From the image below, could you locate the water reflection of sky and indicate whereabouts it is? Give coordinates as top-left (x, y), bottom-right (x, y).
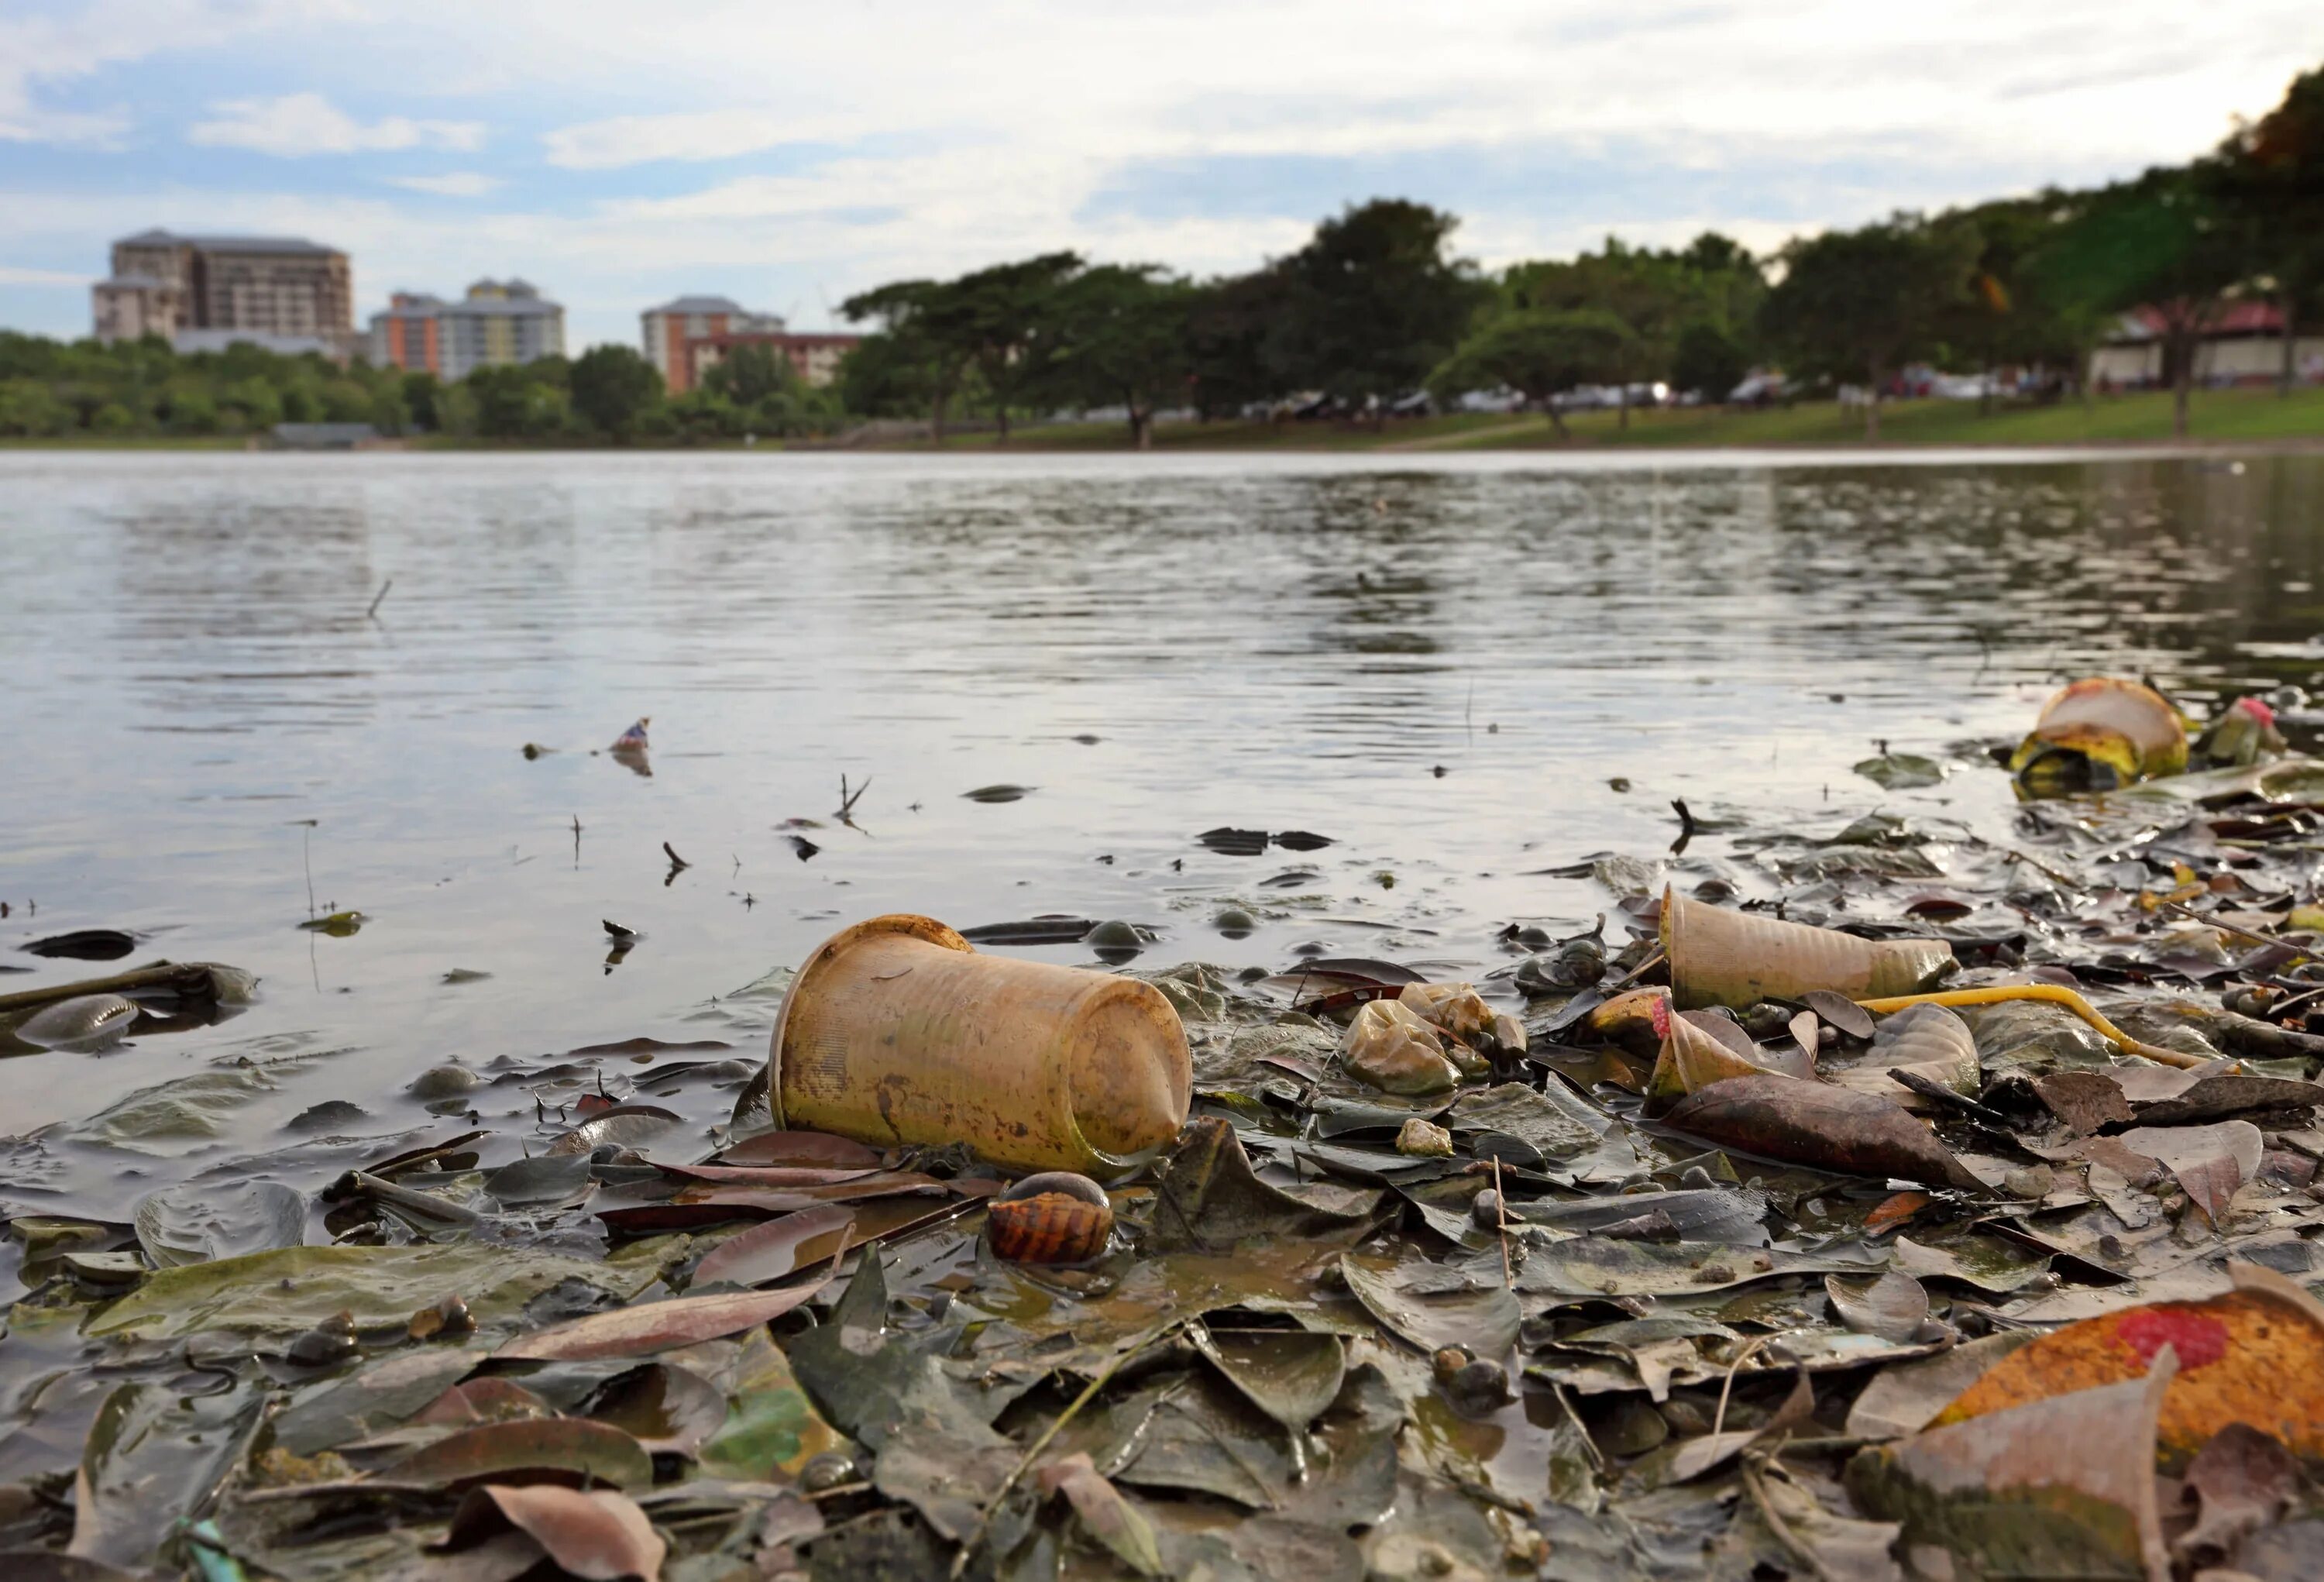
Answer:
top-left (2, 450), bottom-right (2321, 1146)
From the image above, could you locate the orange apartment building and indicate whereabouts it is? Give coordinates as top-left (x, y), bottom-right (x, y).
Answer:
top-left (642, 295), bottom-right (861, 391)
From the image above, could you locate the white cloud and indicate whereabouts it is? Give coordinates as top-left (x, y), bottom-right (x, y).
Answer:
top-left (387, 171), bottom-right (503, 197)
top-left (190, 93), bottom-right (486, 157)
top-left (0, 265), bottom-right (89, 286)
top-left (543, 108), bottom-right (877, 170)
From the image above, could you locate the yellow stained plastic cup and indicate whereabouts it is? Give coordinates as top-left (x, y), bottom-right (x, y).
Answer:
top-left (1662, 886), bottom-right (1953, 1010)
top-left (767, 914), bottom-right (1191, 1178)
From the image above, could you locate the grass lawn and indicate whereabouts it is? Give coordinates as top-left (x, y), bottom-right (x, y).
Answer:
top-left (888, 386), bottom-right (2324, 453)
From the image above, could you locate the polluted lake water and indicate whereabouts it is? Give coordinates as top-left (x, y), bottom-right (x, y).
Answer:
top-left (8, 449), bottom-right (2324, 1577)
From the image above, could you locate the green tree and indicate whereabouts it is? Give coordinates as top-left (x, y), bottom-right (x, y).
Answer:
top-left (0, 378), bottom-right (74, 435)
top-left (834, 331), bottom-right (944, 420)
top-left (401, 371), bottom-right (442, 432)
top-left (701, 343), bottom-right (794, 406)
top-left (1269, 199), bottom-right (1487, 423)
top-left (569, 343), bottom-right (663, 439)
top-left (2217, 66), bottom-right (2324, 394)
top-left (1427, 307), bottom-right (1635, 438)
top-left (1047, 264), bottom-right (1195, 447)
top-left (1670, 322), bottom-right (1751, 403)
top-left (1759, 215), bottom-right (1979, 439)
top-left (947, 251), bottom-right (1081, 441)
top-left (1184, 269), bottom-right (1291, 419)
top-left (2030, 168), bottom-right (2246, 435)
top-left (840, 280), bottom-right (973, 437)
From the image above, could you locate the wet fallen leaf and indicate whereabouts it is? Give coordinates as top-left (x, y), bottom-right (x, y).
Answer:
top-left (22, 929), bottom-right (138, 961)
top-left (496, 1280), bottom-right (827, 1361)
top-left (270, 1350), bottom-right (482, 1456)
top-left (1827, 1270), bottom-right (1934, 1343)
top-left (1844, 1332), bottom-right (2040, 1440)
top-left (582, 1364), bottom-right (729, 1456)
top-left (2175, 1422), bottom-right (2301, 1565)
top-left (88, 1243), bottom-right (665, 1337)
top-left (1149, 1117), bottom-right (1385, 1251)
top-left (1191, 1325), bottom-right (1347, 1432)
top-left (1933, 1264), bottom-right (2324, 1469)
top-left (962, 783), bottom-right (1033, 803)
top-left (132, 1179), bottom-right (305, 1267)
top-left (297, 910), bottom-right (366, 937)
top-left (1658, 1072), bottom-right (1985, 1189)
top-left (67, 1378), bottom-right (260, 1569)
top-left (2114, 1119), bottom-right (2264, 1225)
top-left (390, 1418), bottom-right (653, 1490)
top-left (1039, 1453), bottom-right (1166, 1577)
top-left (693, 1328), bottom-right (843, 1481)
top-left (1339, 1251), bottom-right (1519, 1358)
top-left (1848, 1351), bottom-right (2175, 1582)
top-left (713, 1129), bottom-right (884, 1169)
top-left (439, 1483), bottom-right (666, 1580)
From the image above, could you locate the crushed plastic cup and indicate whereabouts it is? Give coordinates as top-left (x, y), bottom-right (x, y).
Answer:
top-left (1342, 998), bottom-right (1460, 1095)
top-left (1661, 886), bottom-right (1953, 1011)
top-left (2009, 679), bottom-right (2186, 795)
top-left (757, 913), bottom-right (1191, 1178)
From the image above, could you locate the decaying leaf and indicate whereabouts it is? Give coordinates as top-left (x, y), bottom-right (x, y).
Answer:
top-left (389, 1419), bottom-right (654, 1490)
top-left (1930, 1264), bottom-right (2324, 1470)
top-left (496, 1281), bottom-right (827, 1361)
top-left (1659, 1072), bottom-right (1985, 1189)
top-left (439, 1484), bottom-right (667, 1580)
top-left (1848, 1351), bottom-right (2176, 1582)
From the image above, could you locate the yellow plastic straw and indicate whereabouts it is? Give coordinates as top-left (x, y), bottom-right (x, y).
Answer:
top-left (1853, 983), bottom-right (2208, 1070)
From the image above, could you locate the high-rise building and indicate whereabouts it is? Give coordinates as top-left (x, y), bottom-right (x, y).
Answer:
top-left (641, 295), bottom-right (784, 392)
top-left (93, 229), bottom-right (352, 349)
top-left (369, 279), bottom-right (566, 380)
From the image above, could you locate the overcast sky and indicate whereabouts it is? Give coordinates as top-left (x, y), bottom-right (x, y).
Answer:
top-left (5, 1), bottom-right (2322, 352)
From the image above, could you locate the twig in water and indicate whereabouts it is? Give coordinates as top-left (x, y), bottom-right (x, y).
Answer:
top-left (1491, 1156), bottom-right (1511, 1291)
top-left (2161, 898), bottom-right (2295, 955)
top-left (949, 1319), bottom-right (1182, 1579)
top-left (837, 773), bottom-right (871, 826)
top-left (291, 818), bottom-right (319, 917)
top-left (1710, 1334), bottom-right (1771, 1439)
top-left (663, 841), bottom-right (690, 870)
top-left (1669, 797), bottom-right (1698, 855)
top-left (366, 579), bottom-right (393, 619)
top-left (1738, 1454), bottom-right (1845, 1582)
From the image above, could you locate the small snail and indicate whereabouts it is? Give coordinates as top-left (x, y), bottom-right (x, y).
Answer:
top-left (287, 1309), bottom-right (359, 1367)
top-left (986, 1171), bottom-right (1113, 1265)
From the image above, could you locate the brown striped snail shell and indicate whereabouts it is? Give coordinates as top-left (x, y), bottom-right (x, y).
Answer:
top-left (986, 1171), bottom-right (1113, 1265)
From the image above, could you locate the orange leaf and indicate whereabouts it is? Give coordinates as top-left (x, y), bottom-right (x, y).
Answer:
top-left (1930, 1265), bottom-right (2324, 1470)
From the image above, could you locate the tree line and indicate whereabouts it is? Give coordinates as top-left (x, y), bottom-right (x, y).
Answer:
top-left (838, 62), bottom-right (2321, 443)
top-left (0, 333), bottom-right (841, 443)
top-left (2, 64), bottom-right (2316, 445)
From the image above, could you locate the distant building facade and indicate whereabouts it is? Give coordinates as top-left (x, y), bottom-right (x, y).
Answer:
top-left (685, 330), bottom-right (863, 391)
top-left (94, 229), bottom-right (352, 351)
top-left (2089, 301), bottom-right (2324, 388)
top-left (369, 279), bottom-right (566, 380)
top-left (642, 295), bottom-right (785, 391)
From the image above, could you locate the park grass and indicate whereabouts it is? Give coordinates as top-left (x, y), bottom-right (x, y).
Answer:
top-left (897, 385), bottom-right (2324, 453)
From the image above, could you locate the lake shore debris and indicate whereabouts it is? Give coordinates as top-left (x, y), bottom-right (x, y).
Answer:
top-left (15, 715), bottom-right (2324, 1578)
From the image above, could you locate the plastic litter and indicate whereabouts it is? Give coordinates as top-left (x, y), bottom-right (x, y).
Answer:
top-left (1340, 998), bottom-right (1462, 1095)
top-left (1662, 886), bottom-right (1954, 1009)
top-left (752, 913), bottom-right (1190, 1178)
top-left (2009, 678), bottom-right (2186, 795)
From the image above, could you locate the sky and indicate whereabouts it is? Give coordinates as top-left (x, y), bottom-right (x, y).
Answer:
top-left (4, 1), bottom-right (2323, 353)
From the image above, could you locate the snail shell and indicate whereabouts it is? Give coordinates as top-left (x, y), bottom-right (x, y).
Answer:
top-left (986, 1171), bottom-right (1113, 1265)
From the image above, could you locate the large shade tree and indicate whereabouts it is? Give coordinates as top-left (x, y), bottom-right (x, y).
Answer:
top-left (1759, 216), bottom-right (1978, 439)
top-left (2216, 65), bottom-right (2324, 394)
top-left (1426, 307), bottom-right (1635, 438)
top-left (1267, 199), bottom-right (1487, 421)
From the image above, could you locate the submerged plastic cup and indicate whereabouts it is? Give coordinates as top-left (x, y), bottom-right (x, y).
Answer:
top-left (1662, 887), bottom-right (1953, 1010)
top-left (766, 913), bottom-right (1192, 1178)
